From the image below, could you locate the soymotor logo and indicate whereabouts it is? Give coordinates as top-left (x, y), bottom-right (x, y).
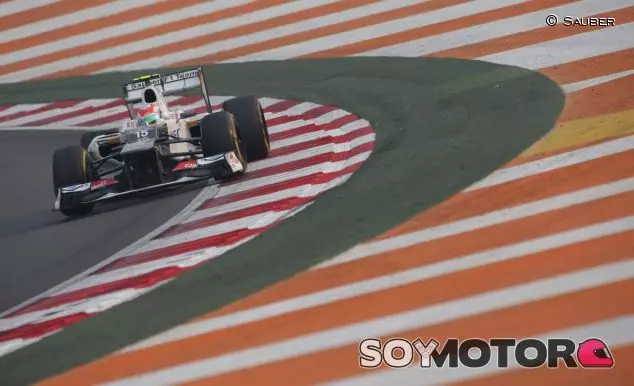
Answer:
top-left (359, 337), bottom-right (614, 369)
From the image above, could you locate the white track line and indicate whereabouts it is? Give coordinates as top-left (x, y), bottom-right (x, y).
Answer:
top-left (265, 119), bottom-right (313, 136)
top-left (0, 0), bottom-right (59, 18)
top-left (0, 0), bottom-right (254, 67)
top-left (465, 134), bottom-right (634, 191)
top-left (72, 98), bottom-right (209, 128)
top-left (0, 330), bottom-right (59, 358)
top-left (258, 97), bottom-right (284, 109)
top-left (325, 314), bottom-right (634, 385)
top-left (48, 237), bottom-right (260, 298)
top-left (0, 179), bottom-right (220, 319)
top-left (0, 99), bottom-right (308, 319)
top-left (0, 336), bottom-right (44, 357)
top-left (562, 69), bottom-right (634, 93)
top-left (0, 97), bottom-right (288, 129)
top-left (0, 99), bottom-right (117, 126)
top-left (121, 215), bottom-right (634, 352)
top-left (103, 259), bottom-right (634, 385)
top-left (189, 173), bottom-right (354, 221)
top-left (0, 0), bottom-right (341, 83)
top-left (228, 0), bottom-right (528, 62)
top-left (234, 133), bottom-right (374, 176)
top-left (0, 287), bottom-right (155, 333)
top-left (268, 120), bottom-right (367, 150)
top-left (15, 96), bottom-right (271, 129)
top-left (316, 176), bottom-right (634, 269)
top-left (56, 96), bottom-right (233, 128)
top-left (141, 211), bottom-right (290, 251)
top-left (0, 96), bottom-right (179, 128)
top-left (479, 21), bottom-right (634, 70)
top-left (0, 0), bottom-right (166, 45)
top-left (28, 155), bottom-right (362, 302)
top-left (18, 175), bottom-right (355, 301)
top-left (0, 104), bottom-right (370, 354)
top-left (47, 176), bottom-right (355, 300)
top-left (132, 151), bottom-right (371, 254)
top-left (182, 134), bottom-right (373, 222)
top-left (273, 101), bottom-right (333, 116)
top-left (225, 0), bottom-right (442, 62)
top-left (0, 103), bottom-right (49, 118)
top-left (215, 151), bottom-right (371, 199)
top-left (354, 0), bottom-right (630, 57)
top-left (103, 0), bottom-right (437, 71)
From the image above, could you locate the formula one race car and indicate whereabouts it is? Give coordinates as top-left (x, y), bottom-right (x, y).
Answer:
top-left (52, 67), bottom-right (270, 216)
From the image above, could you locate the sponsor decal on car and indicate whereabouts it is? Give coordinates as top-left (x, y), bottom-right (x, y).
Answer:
top-left (197, 154), bottom-right (224, 165)
top-left (61, 183), bottom-right (91, 193)
top-left (173, 160), bottom-right (198, 171)
top-left (225, 151), bottom-right (244, 172)
top-left (90, 178), bottom-right (118, 191)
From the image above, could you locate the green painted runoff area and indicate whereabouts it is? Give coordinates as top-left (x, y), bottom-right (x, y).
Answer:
top-left (0, 57), bottom-right (564, 385)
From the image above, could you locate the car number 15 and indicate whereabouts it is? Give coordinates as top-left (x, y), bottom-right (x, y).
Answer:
top-left (136, 129), bottom-right (149, 140)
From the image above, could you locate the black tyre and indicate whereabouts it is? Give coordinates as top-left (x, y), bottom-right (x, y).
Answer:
top-left (80, 128), bottom-right (117, 150)
top-left (200, 111), bottom-right (245, 178)
top-left (52, 145), bottom-right (94, 216)
top-left (222, 95), bottom-right (270, 161)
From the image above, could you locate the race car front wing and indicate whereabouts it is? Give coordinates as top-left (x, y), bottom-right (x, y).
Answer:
top-left (53, 151), bottom-right (244, 212)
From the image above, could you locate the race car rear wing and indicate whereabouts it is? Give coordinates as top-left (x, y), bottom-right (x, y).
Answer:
top-left (122, 67), bottom-right (213, 118)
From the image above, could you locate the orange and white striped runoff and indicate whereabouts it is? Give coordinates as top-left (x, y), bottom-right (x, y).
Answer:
top-left (0, 0), bottom-right (632, 385)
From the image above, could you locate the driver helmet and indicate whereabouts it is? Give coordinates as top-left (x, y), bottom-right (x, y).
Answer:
top-left (137, 102), bottom-right (160, 125)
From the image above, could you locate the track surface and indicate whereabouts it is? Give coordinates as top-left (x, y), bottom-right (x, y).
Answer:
top-left (0, 58), bottom-right (563, 385)
top-left (0, 129), bottom-right (201, 313)
top-left (0, 0), bottom-right (632, 385)
top-left (0, 93), bottom-right (378, 353)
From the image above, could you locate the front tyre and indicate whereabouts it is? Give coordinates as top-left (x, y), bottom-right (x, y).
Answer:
top-left (222, 95), bottom-right (270, 162)
top-left (52, 145), bottom-right (94, 216)
top-left (80, 128), bottom-right (118, 150)
top-left (200, 111), bottom-right (246, 179)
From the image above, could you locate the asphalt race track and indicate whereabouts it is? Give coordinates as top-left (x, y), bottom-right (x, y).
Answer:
top-left (1, 0), bottom-right (633, 383)
top-left (0, 57), bottom-right (565, 385)
top-left (0, 129), bottom-right (202, 313)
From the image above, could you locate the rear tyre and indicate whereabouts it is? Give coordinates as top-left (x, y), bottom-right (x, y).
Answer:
top-left (52, 145), bottom-right (94, 216)
top-left (222, 95), bottom-right (270, 161)
top-left (199, 111), bottom-right (246, 179)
